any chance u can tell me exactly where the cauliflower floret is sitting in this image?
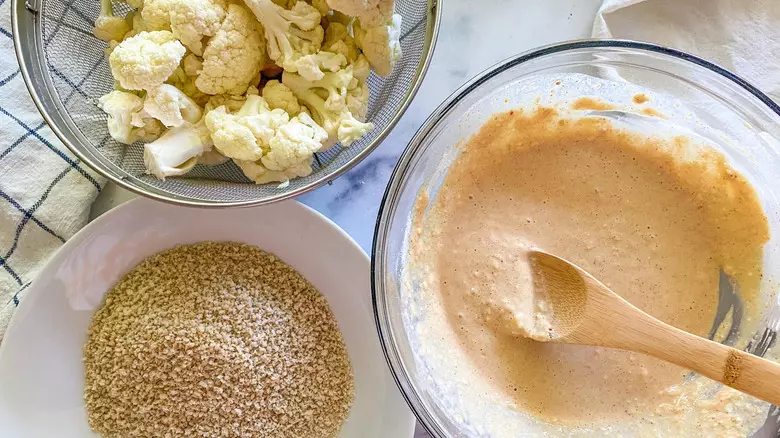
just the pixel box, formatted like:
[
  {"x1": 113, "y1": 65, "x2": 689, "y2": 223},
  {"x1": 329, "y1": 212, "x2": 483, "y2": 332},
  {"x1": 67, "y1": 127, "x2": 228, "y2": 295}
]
[
  {"x1": 205, "y1": 94, "x2": 248, "y2": 114},
  {"x1": 323, "y1": 22, "x2": 360, "y2": 63},
  {"x1": 196, "y1": 4, "x2": 265, "y2": 95},
  {"x1": 141, "y1": 0, "x2": 228, "y2": 56},
  {"x1": 163, "y1": 54, "x2": 208, "y2": 106},
  {"x1": 203, "y1": 87, "x2": 258, "y2": 114},
  {"x1": 167, "y1": 68, "x2": 209, "y2": 107},
  {"x1": 169, "y1": 0, "x2": 228, "y2": 55},
  {"x1": 326, "y1": 0, "x2": 392, "y2": 27},
  {"x1": 295, "y1": 51, "x2": 348, "y2": 81},
  {"x1": 98, "y1": 90, "x2": 164, "y2": 144},
  {"x1": 142, "y1": 84, "x2": 204, "y2": 127},
  {"x1": 346, "y1": 82, "x2": 370, "y2": 120},
  {"x1": 204, "y1": 95, "x2": 290, "y2": 161},
  {"x1": 346, "y1": 54, "x2": 370, "y2": 119},
  {"x1": 262, "y1": 80, "x2": 301, "y2": 115},
  {"x1": 182, "y1": 53, "x2": 203, "y2": 77},
  {"x1": 273, "y1": 0, "x2": 329, "y2": 14},
  {"x1": 282, "y1": 68, "x2": 352, "y2": 112},
  {"x1": 144, "y1": 124, "x2": 209, "y2": 179},
  {"x1": 140, "y1": 0, "x2": 173, "y2": 30},
  {"x1": 94, "y1": 0, "x2": 130, "y2": 42},
  {"x1": 109, "y1": 31, "x2": 186, "y2": 90},
  {"x1": 98, "y1": 90, "x2": 142, "y2": 143},
  {"x1": 283, "y1": 70, "x2": 373, "y2": 148},
  {"x1": 120, "y1": 10, "x2": 148, "y2": 40},
  {"x1": 235, "y1": 112, "x2": 328, "y2": 184},
  {"x1": 353, "y1": 13, "x2": 401, "y2": 77},
  {"x1": 337, "y1": 111, "x2": 372, "y2": 145},
  {"x1": 134, "y1": 117, "x2": 166, "y2": 142},
  {"x1": 245, "y1": 0, "x2": 345, "y2": 81}
]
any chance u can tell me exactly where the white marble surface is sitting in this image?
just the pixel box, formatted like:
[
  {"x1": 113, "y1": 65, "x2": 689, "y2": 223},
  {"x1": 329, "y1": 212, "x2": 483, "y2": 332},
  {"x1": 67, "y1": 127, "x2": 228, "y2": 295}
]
[
  {"x1": 93, "y1": 0, "x2": 603, "y2": 254},
  {"x1": 90, "y1": 3, "x2": 603, "y2": 436}
]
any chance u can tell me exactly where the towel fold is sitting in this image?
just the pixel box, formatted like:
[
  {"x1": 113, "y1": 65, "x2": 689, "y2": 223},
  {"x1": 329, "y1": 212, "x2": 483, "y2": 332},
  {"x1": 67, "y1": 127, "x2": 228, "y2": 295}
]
[{"x1": 593, "y1": 0, "x2": 780, "y2": 102}]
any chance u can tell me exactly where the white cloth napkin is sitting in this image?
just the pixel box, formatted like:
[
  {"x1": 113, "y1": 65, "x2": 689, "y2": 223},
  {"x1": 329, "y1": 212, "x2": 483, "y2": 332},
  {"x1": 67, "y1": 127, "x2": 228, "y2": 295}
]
[
  {"x1": 593, "y1": 0, "x2": 780, "y2": 102},
  {"x1": 0, "y1": 1, "x2": 104, "y2": 341}
]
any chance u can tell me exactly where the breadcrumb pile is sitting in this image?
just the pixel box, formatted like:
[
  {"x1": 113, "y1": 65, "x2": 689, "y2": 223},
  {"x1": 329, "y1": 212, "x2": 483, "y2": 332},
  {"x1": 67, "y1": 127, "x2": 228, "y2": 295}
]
[{"x1": 83, "y1": 242, "x2": 354, "y2": 438}]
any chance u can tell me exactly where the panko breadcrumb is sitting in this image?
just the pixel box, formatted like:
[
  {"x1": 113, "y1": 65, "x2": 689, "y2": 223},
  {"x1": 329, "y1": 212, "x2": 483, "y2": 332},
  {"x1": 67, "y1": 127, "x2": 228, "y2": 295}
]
[{"x1": 83, "y1": 242, "x2": 354, "y2": 438}]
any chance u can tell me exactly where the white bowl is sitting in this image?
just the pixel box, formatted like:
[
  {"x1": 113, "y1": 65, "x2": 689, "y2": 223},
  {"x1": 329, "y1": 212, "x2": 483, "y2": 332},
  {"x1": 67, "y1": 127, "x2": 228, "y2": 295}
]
[{"x1": 0, "y1": 198, "x2": 414, "y2": 438}]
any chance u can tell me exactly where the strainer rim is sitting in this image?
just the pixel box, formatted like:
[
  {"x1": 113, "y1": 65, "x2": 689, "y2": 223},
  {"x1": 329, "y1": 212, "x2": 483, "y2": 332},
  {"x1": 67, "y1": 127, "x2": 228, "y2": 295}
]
[{"x1": 11, "y1": 0, "x2": 442, "y2": 208}]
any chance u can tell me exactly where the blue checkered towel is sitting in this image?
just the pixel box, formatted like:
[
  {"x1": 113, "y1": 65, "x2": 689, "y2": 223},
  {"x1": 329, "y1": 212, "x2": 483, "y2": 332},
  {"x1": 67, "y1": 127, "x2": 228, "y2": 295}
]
[{"x1": 0, "y1": 0, "x2": 105, "y2": 340}]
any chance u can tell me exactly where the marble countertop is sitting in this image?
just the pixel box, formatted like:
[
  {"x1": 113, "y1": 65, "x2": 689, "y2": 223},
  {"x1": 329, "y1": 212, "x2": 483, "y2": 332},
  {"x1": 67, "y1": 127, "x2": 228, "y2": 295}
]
[
  {"x1": 93, "y1": 0, "x2": 604, "y2": 253},
  {"x1": 90, "y1": 3, "x2": 603, "y2": 435}
]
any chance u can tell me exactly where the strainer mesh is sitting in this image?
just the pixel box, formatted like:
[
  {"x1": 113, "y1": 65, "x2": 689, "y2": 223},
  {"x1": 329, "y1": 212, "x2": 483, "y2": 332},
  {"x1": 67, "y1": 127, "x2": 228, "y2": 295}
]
[{"x1": 38, "y1": 0, "x2": 433, "y2": 203}]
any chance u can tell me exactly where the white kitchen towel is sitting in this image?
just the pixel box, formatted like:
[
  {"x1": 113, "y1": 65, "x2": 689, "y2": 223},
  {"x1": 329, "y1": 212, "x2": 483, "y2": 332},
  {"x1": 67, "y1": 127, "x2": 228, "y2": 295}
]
[
  {"x1": 593, "y1": 0, "x2": 780, "y2": 102},
  {"x1": 0, "y1": 0, "x2": 105, "y2": 341}
]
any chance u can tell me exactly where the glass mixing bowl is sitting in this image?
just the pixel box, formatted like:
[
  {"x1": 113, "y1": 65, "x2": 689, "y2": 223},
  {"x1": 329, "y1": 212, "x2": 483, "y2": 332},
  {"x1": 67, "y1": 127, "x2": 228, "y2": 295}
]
[{"x1": 372, "y1": 40, "x2": 780, "y2": 437}]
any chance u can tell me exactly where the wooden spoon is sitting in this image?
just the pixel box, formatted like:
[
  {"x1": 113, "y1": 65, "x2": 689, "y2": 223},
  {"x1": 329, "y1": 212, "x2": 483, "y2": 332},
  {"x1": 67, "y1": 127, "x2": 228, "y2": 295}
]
[{"x1": 527, "y1": 250, "x2": 780, "y2": 406}]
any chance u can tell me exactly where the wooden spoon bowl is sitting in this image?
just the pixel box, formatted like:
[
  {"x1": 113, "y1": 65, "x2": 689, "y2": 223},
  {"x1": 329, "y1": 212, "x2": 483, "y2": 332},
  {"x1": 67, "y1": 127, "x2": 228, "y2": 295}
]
[{"x1": 528, "y1": 250, "x2": 780, "y2": 406}]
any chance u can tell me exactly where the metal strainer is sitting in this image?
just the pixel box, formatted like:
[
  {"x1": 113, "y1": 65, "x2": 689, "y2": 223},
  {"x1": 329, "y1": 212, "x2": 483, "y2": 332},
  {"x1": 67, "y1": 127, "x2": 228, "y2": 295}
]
[{"x1": 11, "y1": 0, "x2": 440, "y2": 206}]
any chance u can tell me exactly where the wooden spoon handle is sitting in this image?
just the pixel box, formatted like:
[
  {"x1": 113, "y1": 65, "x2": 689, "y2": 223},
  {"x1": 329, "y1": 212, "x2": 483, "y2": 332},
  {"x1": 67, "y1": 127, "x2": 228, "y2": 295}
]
[{"x1": 617, "y1": 312, "x2": 780, "y2": 406}]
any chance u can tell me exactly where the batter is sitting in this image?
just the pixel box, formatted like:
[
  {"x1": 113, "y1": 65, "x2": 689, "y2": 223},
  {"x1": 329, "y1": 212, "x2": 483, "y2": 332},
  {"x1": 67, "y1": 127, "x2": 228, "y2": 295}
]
[{"x1": 409, "y1": 107, "x2": 771, "y2": 435}]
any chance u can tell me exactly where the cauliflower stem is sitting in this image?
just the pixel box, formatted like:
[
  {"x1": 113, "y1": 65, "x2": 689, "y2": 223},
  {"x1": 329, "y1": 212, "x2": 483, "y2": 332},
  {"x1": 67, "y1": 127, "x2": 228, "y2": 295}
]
[{"x1": 143, "y1": 125, "x2": 207, "y2": 180}]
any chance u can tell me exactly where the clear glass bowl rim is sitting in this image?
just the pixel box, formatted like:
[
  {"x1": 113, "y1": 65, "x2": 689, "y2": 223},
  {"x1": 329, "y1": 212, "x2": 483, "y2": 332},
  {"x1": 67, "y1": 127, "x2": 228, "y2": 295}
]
[{"x1": 371, "y1": 38, "x2": 780, "y2": 438}]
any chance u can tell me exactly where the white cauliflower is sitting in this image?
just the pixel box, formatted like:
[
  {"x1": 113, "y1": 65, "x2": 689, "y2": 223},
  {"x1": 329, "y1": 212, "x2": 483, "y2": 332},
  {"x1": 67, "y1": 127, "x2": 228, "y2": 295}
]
[
  {"x1": 326, "y1": 0, "x2": 392, "y2": 27},
  {"x1": 235, "y1": 112, "x2": 328, "y2": 184},
  {"x1": 143, "y1": 84, "x2": 204, "y2": 127},
  {"x1": 141, "y1": 0, "x2": 228, "y2": 56},
  {"x1": 205, "y1": 95, "x2": 328, "y2": 183},
  {"x1": 120, "y1": 10, "x2": 148, "y2": 40},
  {"x1": 98, "y1": 90, "x2": 164, "y2": 144},
  {"x1": 165, "y1": 54, "x2": 209, "y2": 106},
  {"x1": 205, "y1": 93, "x2": 251, "y2": 114},
  {"x1": 346, "y1": 54, "x2": 370, "y2": 119},
  {"x1": 144, "y1": 124, "x2": 209, "y2": 179},
  {"x1": 275, "y1": 0, "x2": 331, "y2": 15},
  {"x1": 323, "y1": 21, "x2": 360, "y2": 63},
  {"x1": 196, "y1": 4, "x2": 265, "y2": 95},
  {"x1": 244, "y1": 0, "x2": 345, "y2": 81},
  {"x1": 98, "y1": 90, "x2": 141, "y2": 143},
  {"x1": 139, "y1": 0, "x2": 171, "y2": 30},
  {"x1": 94, "y1": 0, "x2": 130, "y2": 42},
  {"x1": 353, "y1": 13, "x2": 401, "y2": 77},
  {"x1": 346, "y1": 81, "x2": 370, "y2": 120},
  {"x1": 109, "y1": 31, "x2": 186, "y2": 90},
  {"x1": 204, "y1": 95, "x2": 290, "y2": 161},
  {"x1": 282, "y1": 69, "x2": 373, "y2": 148},
  {"x1": 262, "y1": 80, "x2": 301, "y2": 115},
  {"x1": 182, "y1": 53, "x2": 203, "y2": 77},
  {"x1": 166, "y1": 68, "x2": 208, "y2": 106},
  {"x1": 282, "y1": 68, "x2": 352, "y2": 112},
  {"x1": 295, "y1": 51, "x2": 348, "y2": 81},
  {"x1": 93, "y1": 0, "x2": 385, "y2": 185}
]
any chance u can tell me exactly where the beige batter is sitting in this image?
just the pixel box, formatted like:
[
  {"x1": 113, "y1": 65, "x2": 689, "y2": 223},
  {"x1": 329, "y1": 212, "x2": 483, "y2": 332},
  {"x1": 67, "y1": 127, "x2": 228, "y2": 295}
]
[{"x1": 410, "y1": 107, "x2": 770, "y2": 435}]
